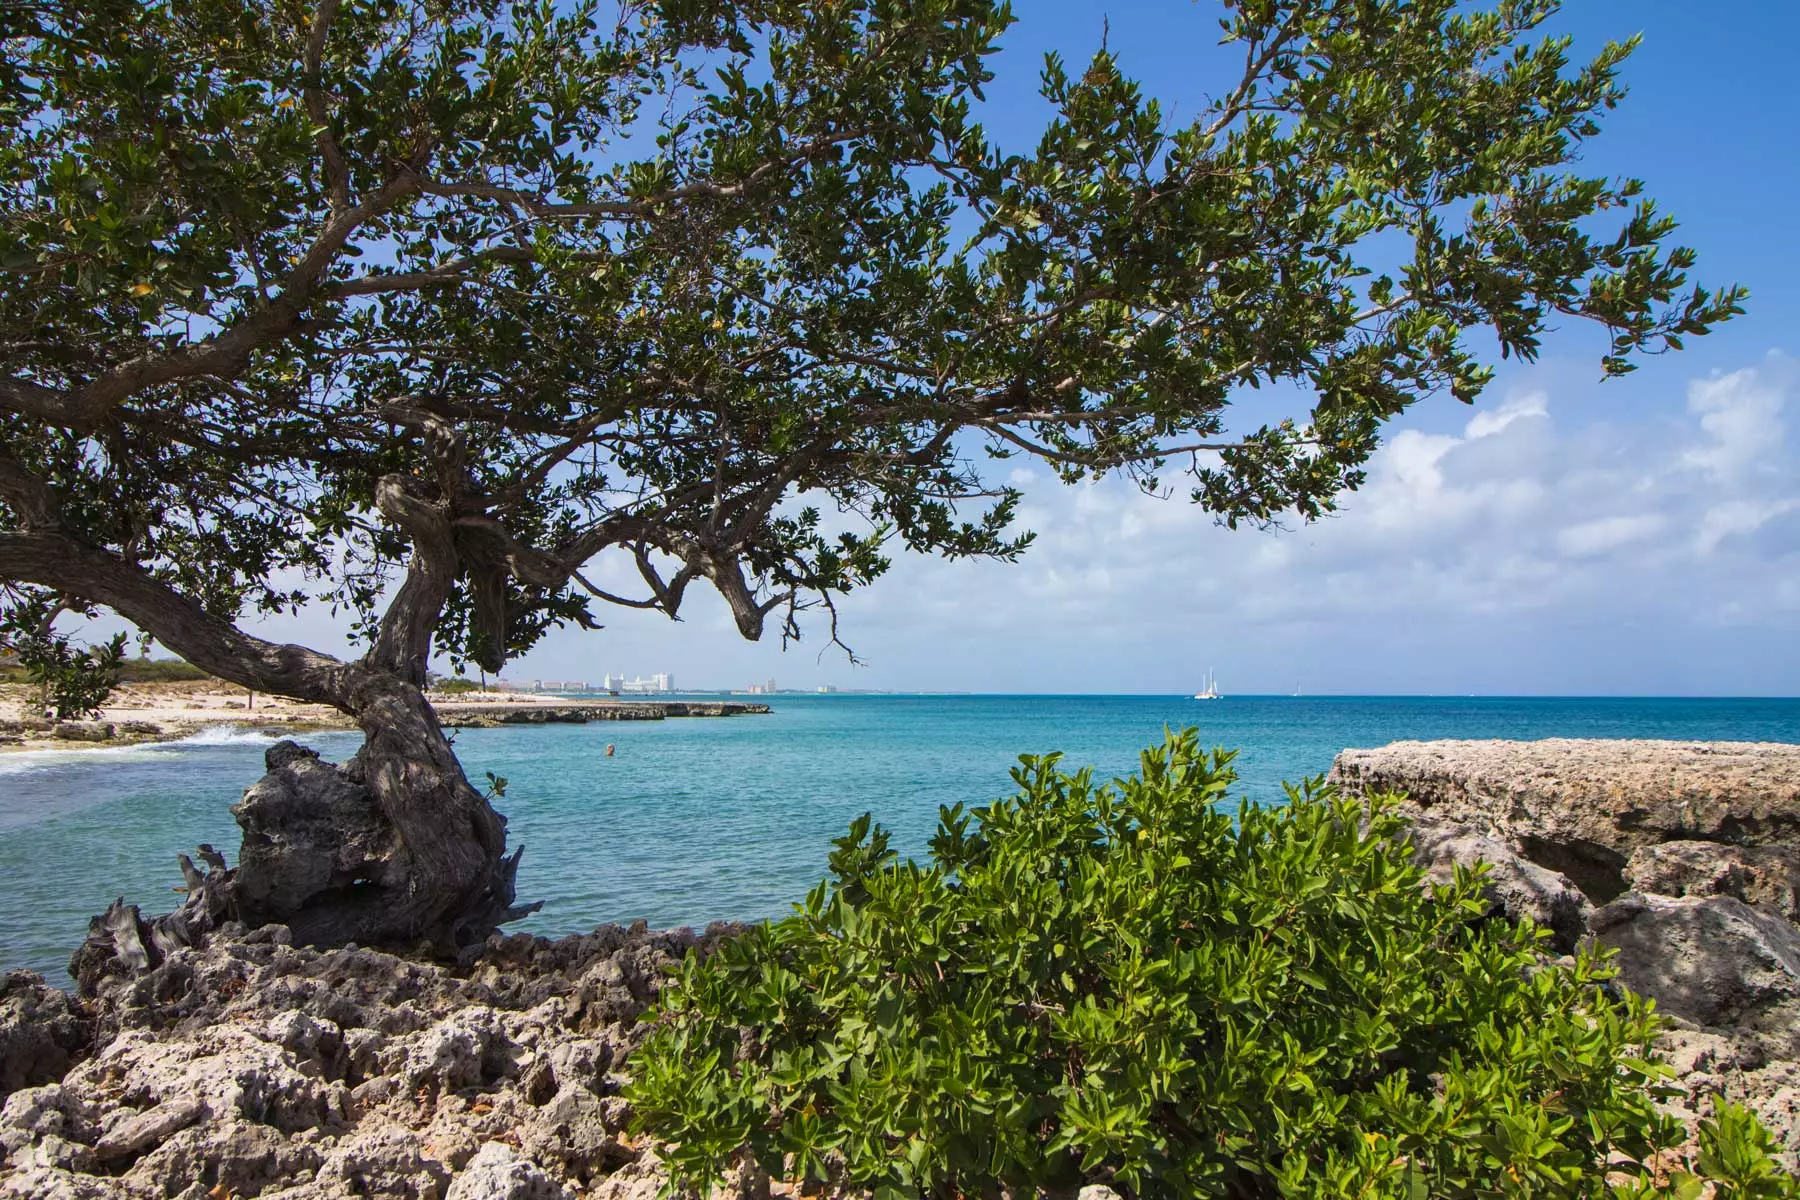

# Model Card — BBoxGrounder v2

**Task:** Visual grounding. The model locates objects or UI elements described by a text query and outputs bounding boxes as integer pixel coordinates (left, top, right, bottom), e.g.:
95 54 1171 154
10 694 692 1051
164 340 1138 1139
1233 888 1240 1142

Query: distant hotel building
601 672 673 693
526 673 673 693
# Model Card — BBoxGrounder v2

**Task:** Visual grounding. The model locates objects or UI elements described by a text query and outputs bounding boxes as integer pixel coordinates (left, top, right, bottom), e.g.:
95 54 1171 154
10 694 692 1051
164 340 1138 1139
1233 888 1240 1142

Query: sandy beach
0 681 590 753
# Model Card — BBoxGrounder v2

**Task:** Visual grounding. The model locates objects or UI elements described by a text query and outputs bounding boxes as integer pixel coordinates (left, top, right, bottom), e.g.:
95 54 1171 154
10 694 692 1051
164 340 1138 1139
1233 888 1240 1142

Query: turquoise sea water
3 694 1798 979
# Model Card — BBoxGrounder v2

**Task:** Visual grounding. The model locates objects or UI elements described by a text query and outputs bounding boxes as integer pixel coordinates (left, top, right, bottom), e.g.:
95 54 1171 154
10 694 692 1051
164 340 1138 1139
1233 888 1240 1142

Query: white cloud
1465 390 1548 439
121 352 1793 696
1557 515 1666 558
1683 361 1789 483
1698 498 1800 553
750 353 1800 693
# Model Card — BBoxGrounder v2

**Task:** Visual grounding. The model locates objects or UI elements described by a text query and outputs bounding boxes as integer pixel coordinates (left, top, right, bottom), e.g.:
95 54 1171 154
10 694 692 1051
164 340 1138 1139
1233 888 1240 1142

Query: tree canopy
0 0 1742 680
0 0 1743 947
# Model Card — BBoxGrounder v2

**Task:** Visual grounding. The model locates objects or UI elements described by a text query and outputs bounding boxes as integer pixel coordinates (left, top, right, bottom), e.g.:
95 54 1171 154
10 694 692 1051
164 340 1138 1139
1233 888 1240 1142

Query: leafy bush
431 677 486 695
629 731 1798 1198
0 591 125 718
116 657 211 683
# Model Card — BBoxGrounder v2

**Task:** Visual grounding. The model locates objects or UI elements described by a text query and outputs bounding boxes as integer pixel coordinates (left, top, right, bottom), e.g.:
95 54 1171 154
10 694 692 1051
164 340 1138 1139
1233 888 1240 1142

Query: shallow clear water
3 694 1797 979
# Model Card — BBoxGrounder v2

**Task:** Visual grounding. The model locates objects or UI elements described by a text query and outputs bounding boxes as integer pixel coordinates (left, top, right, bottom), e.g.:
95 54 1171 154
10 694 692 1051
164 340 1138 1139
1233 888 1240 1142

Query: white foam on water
0 724 282 776
0 741 173 775
170 724 284 747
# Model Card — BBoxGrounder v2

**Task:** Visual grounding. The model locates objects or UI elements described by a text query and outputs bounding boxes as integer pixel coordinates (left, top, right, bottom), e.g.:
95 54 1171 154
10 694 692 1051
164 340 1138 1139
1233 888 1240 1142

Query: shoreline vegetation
2 735 1797 1196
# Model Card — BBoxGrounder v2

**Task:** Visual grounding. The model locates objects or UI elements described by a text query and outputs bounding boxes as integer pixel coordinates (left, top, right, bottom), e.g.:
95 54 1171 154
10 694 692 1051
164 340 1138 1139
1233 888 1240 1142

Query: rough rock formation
1591 893 1800 1059
0 923 741 1198
1331 738 1800 1166
1332 738 1800 902
439 702 771 726
1625 840 1800 921
1405 823 1591 953
0 976 90 1097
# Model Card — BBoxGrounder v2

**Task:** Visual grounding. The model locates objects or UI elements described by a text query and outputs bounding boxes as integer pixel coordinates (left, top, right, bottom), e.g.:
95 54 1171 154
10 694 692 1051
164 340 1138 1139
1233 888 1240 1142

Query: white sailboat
1193 669 1222 700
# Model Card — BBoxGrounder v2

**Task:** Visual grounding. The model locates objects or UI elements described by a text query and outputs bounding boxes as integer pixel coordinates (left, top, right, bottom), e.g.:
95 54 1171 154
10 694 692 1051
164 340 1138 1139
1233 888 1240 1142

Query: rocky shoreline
0 684 771 755
434 702 771 727
1 925 727 1199
1331 739 1800 1164
2 738 1797 1196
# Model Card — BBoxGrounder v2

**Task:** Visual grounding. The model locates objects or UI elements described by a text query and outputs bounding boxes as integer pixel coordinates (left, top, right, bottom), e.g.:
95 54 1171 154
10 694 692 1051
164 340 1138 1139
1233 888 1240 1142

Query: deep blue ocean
3 694 1798 979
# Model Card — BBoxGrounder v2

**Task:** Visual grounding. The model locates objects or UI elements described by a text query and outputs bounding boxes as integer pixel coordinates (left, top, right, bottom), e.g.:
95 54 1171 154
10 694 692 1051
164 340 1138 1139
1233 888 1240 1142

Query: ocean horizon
5 692 1798 979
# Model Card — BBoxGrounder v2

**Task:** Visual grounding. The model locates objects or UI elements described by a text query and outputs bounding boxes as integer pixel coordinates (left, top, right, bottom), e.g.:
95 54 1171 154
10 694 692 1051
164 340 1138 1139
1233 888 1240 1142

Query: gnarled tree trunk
0 462 537 961
230 672 534 952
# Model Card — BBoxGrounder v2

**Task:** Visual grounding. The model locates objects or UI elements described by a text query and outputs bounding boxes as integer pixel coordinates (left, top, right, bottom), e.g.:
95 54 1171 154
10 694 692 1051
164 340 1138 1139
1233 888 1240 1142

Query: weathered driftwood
70 842 236 994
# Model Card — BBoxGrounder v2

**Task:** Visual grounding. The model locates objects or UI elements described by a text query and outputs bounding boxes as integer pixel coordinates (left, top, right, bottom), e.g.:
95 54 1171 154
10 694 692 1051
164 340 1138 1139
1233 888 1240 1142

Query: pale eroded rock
1625 840 1800 921
1592 893 1800 1059
1407 822 1591 952
0 925 731 1198
1331 739 1800 901
444 1142 570 1200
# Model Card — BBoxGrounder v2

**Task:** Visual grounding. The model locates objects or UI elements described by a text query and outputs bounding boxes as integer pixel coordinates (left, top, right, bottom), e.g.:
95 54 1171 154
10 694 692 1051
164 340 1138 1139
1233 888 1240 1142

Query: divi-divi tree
0 0 1742 949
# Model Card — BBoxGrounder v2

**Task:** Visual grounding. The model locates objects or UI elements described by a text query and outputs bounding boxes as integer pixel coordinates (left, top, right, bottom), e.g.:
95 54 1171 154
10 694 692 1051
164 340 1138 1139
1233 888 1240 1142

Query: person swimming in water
605 743 615 757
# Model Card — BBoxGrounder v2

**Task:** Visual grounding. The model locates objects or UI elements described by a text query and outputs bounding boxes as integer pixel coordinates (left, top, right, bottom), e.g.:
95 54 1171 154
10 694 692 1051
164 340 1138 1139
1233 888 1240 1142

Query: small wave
0 741 173 775
0 724 283 775
172 724 285 747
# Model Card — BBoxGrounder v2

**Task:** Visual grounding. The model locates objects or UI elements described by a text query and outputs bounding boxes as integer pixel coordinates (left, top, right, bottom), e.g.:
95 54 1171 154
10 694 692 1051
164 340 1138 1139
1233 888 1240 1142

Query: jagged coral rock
1625 840 1800 921
0 924 741 1198
444 1141 570 1200
0 973 92 1095
1331 738 1800 902
1332 738 1800 1167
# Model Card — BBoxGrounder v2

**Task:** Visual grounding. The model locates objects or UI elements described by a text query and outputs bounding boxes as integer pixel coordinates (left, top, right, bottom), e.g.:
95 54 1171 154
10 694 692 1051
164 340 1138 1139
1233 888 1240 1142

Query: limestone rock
584 1155 667 1200
314 1125 449 1198
50 722 114 743
445 1142 570 1200
1 1085 99 1158
0 1084 100 1175
1592 893 1800 1058
520 1083 628 1182
0 1167 135 1199
123 1119 323 1198
1654 1027 1800 1173
1625 840 1800 921
0 972 93 1098
1407 822 1591 952
92 1097 203 1163
1331 739 1800 901
404 1007 521 1093
0 925 729 1199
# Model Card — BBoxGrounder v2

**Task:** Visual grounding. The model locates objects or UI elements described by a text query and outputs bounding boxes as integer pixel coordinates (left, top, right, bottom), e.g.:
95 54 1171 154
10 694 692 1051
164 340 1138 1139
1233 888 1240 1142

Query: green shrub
431 677 485 695
629 731 1798 1198
116 657 211 683
0 593 124 718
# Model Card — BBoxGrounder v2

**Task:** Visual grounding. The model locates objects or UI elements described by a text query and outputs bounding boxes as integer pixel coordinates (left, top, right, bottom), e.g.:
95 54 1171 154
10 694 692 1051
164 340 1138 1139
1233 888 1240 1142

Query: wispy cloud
206 352 1800 695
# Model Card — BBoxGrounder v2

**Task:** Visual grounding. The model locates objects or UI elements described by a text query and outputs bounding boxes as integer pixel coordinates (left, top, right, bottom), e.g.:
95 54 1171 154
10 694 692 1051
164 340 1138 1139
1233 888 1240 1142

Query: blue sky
243 1 1800 696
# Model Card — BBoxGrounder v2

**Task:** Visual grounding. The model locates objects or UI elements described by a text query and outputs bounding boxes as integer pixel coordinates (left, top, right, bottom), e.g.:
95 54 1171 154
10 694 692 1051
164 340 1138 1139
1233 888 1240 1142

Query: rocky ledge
1 924 753 1199
0 699 770 753
436 702 771 727
1331 738 1800 1165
